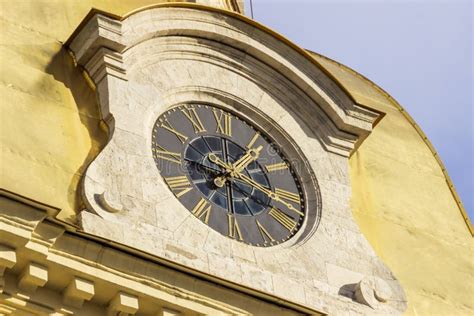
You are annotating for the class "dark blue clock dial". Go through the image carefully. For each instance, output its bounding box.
[152,104,305,247]
[184,136,271,216]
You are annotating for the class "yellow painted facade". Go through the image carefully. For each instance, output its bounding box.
[0,1,472,315]
[310,54,473,315]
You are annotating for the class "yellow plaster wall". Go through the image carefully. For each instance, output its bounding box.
[0,0,237,223]
[311,53,474,315]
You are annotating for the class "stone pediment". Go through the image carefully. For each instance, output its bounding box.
[67,4,405,314]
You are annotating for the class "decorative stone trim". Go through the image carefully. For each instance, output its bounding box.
[98,191,124,213]
[108,292,139,315]
[67,7,381,157]
[0,190,318,315]
[161,308,182,316]
[63,276,95,308]
[0,245,16,275]
[0,245,16,295]
[18,262,48,293]
[85,47,127,83]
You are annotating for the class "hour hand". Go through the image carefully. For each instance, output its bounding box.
[208,153,232,171]
[232,145,263,173]
[208,153,232,188]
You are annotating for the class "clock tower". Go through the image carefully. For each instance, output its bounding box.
[1,1,472,315]
[64,3,404,315]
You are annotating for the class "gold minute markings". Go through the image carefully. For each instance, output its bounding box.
[153,144,181,164]
[192,198,212,225]
[227,214,243,241]
[274,188,301,204]
[269,207,297,232]
[212,108,232,136]
[256,220,275,244]
[164,176,193,198]
[264,162,288,172]
[181,106,206,133]
[160,117,188,143]
[246,131,260,149]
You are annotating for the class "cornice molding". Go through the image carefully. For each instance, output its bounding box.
[0,190,324,315]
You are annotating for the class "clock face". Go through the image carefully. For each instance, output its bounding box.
[152,104,305,247]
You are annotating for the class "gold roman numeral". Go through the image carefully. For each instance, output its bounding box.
[265,162,288,172]
[161,118,188,143]
[181,106,206,133]
[227,214,243,241]
[269,208,297,232]
[164,176,193,198]
[212,109,232,136]
[192,198,211,224]
[256,220,275,244]
[153,144,181,164]
[275,188,300,204]
[246,132,260,149]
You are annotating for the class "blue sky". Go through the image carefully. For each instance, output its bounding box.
[243,0,473,222]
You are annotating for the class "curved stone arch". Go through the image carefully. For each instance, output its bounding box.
[124,35,359,156]
[69,5,380,156]
[120,33,334,245]
[119,7,377,137]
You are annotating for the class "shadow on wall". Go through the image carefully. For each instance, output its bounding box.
[44,47,108,222]
[339,283,357,300]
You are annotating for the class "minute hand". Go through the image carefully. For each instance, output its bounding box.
[233,172,304,216]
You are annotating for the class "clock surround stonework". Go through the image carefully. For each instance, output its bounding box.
[68,5,406,314]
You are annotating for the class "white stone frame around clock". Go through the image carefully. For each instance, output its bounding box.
[67,4,407,315]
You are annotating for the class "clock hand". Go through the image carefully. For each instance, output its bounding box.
[233,173,270,195]
[209,148,277,199]
[207,153,233,187]
[233,172,304,216]
[208,153,232,171]
[209,146,263,187]
[232,145,263,174]
[184,159,220,173]
[208,150,303,215]
[221,138,235,216]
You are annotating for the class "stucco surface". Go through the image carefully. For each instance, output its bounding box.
[311,54,474,315]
